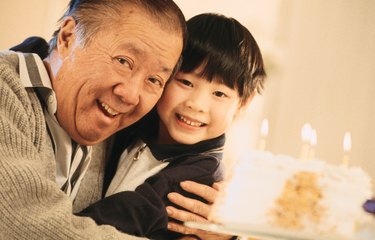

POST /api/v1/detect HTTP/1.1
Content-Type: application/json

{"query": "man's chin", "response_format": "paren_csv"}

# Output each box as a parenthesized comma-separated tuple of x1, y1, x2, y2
(72, 131, 108, 146)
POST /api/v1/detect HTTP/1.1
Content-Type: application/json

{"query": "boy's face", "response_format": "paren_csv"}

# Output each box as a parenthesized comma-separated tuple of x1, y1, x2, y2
(156, 66, 244, 145)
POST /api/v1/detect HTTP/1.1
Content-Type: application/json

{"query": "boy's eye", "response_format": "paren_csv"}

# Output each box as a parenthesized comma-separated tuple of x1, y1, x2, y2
(177, 79, 193, 87)
(115, 57, 133, 69)
(148, 77, 164, 88)
(213, 91, 227, 98)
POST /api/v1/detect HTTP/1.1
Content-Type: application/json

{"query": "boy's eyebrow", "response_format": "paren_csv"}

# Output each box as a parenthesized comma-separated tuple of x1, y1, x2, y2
(188, 70, 204, 78)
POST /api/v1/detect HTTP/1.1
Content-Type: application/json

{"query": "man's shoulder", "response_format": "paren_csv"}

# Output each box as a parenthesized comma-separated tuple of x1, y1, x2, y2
(0, 51, 19, 69)
(0, 52, 40, 110)
(0, 51, 22, 88)
(0, 50, 18, 57)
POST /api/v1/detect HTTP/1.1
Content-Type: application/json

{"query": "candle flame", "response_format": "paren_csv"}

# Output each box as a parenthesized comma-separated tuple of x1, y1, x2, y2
(260, 119, 269, 137)
(310, 129, 317, 146)
(343, 132, 351, 152)
(301, 123, 312, 142)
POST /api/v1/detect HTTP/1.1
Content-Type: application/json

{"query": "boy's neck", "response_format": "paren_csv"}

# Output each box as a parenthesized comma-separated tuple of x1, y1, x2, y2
(156, 121, 179, 145)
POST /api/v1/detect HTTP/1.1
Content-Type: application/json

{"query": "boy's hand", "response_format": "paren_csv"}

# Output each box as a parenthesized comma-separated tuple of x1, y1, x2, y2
(167, 181, 232, 240)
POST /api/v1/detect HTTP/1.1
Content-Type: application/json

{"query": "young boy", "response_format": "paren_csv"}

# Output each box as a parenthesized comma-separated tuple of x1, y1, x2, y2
(78, 13, 266, 239)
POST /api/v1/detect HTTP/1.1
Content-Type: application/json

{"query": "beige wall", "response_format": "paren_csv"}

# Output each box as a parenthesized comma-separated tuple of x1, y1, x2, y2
(0, 0, 68, 50)
(262, 0, 375, 178)
(1, 0, 374, 184)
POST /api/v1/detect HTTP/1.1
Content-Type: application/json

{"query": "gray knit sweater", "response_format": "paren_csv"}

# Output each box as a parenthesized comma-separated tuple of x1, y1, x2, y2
(0, 51, 146, 240)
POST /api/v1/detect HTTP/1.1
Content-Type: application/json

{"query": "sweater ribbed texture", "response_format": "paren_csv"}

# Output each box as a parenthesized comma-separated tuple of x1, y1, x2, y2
(0, 52, 146, 240)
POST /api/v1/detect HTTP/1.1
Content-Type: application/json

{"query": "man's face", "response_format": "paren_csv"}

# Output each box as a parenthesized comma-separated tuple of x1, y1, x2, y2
(51, 6, 183, 145)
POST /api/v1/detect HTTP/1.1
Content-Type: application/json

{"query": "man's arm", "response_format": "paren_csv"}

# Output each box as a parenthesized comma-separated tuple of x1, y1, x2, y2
(166, 181, 234, 240)
(0, 59, 144, 240)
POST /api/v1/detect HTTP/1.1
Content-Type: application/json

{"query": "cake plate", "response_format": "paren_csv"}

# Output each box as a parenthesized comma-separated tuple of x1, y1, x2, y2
(184, 222, 375, 240)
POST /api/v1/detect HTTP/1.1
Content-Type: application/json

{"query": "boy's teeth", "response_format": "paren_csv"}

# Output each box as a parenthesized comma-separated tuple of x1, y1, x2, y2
(101, 102, 119, 116)
(179, 115, 203, 127)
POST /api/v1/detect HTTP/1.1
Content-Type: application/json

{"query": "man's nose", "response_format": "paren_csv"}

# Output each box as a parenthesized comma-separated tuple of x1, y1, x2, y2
(113, 78, 142, 106)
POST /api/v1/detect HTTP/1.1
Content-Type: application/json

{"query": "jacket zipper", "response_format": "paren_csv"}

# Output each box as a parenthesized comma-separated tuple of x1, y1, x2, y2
(133, 143, 147, 161)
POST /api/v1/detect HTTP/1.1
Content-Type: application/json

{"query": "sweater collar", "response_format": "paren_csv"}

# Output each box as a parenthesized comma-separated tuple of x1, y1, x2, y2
(17, 52, 52, 89)
(17, 52, 57, 115)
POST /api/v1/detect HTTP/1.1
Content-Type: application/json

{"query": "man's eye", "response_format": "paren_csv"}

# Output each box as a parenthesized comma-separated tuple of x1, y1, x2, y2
(116, 57, 133, 69)
(177, 79, 193, 87)
(148, 77, 164, 88)
(213, 91, 227, 98)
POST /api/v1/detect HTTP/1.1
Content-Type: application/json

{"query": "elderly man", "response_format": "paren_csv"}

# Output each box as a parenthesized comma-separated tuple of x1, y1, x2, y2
(0, 0, 185, 239)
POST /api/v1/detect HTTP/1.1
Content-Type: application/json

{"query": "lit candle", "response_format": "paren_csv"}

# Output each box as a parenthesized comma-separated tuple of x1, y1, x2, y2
(307, 129, 317, 160)
(299, 123, 312, 160)
(257, 118, 269, 151)
(342, 132, 351, 166)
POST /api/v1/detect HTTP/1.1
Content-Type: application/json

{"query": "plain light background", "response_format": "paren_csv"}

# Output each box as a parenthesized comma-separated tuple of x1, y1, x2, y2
(1, 0, 375, 187)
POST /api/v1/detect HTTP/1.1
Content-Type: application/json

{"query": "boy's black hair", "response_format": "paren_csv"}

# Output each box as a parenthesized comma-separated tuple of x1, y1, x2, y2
(181, 13, 266, 104)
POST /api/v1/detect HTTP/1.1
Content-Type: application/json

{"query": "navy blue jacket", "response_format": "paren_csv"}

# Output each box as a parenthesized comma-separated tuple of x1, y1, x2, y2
(78, 110, 225, 239)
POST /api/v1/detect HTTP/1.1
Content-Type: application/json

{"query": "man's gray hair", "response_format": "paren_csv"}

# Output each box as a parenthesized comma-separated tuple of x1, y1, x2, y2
(48, 0, 187, 53)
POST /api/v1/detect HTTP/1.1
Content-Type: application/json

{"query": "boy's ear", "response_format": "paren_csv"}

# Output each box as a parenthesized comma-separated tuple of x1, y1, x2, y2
(235, 90, 257, 117)
(56, 16, 77, 58)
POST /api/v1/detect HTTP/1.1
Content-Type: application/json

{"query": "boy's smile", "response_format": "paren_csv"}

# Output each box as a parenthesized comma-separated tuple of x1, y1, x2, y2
(176, 113, 207, 128)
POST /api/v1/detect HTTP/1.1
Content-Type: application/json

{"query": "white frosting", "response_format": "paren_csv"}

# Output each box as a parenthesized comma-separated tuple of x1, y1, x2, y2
(212, 150, 373, 237)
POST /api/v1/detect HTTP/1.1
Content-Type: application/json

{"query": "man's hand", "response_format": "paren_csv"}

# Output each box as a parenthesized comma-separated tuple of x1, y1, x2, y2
(166, 181, 232, 240)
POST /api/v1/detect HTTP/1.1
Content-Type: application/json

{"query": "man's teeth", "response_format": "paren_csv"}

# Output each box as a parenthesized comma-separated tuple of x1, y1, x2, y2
(101, 102, 119, 116)
(178, 115, 204, 127)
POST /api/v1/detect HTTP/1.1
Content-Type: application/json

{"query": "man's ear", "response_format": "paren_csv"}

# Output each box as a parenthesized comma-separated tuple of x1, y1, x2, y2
(235, 90, 257, 117)
(57, 16, 77, 58)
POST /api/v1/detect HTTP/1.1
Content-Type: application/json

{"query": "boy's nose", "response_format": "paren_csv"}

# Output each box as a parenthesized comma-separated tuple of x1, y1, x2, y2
(185, 92, 210, 113)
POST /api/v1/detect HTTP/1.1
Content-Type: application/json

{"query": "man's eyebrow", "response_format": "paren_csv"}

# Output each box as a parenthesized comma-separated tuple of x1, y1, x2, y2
(118, 43, 173, 74)
(118, 43, 144, 56)
(160, 66, 172, 74)
(128, 49, 144, 58)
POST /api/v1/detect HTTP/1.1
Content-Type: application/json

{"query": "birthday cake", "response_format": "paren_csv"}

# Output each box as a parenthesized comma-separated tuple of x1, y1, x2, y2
(210, 150, 373, 239)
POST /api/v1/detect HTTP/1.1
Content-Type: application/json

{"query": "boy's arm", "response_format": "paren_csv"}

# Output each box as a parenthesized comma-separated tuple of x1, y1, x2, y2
(9, 36, 49, 58)
(77, 182, 168, 237)
(77, 155, 223, 239)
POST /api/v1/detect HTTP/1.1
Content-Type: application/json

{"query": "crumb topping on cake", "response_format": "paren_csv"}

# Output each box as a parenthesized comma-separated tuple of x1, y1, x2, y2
(269, 171, 325, 229)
